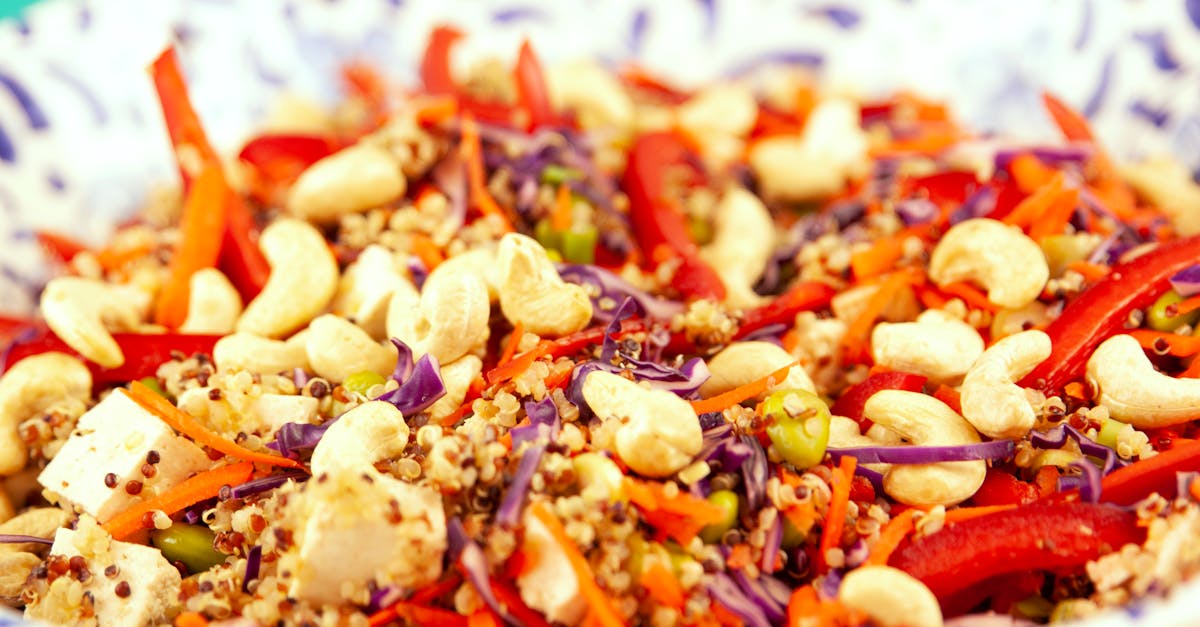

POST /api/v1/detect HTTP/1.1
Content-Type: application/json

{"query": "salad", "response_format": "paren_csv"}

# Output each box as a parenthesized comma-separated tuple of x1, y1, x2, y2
(2, 23, 1200, 627)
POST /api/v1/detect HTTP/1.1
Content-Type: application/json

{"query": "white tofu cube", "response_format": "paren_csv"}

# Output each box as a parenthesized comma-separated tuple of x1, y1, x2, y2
(38, 389, 213, 522)
(25, 521, 180, 625)
(281, 470, 446, 605)
(517, 508, 586, 626)
(178, 386, 318, 438)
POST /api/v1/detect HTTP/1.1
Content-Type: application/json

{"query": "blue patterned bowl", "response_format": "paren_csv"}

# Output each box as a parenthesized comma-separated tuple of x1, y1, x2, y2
(2, 0, 1200, 624)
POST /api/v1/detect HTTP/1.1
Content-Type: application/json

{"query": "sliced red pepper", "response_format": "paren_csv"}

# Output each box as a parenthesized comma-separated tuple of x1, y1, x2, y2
(237, 133, 337, 174)
(218, 195, 270, 303)
(902, 170, 979, 209)
(150, 47, 220, 187)
(1099, 439, 1200, 505)
(35, 231, 89, 265)
(732, 281, 836, 341)
(421, 25, 464, 95)
(624, 132, 725, 301)
(829, 371, 927, 428)
(1019, 234, 1200, 393)
(888, 502, 1143, 603)
(939, 571, 1043, 618)
(513, 39, 556, 130)
(971, 468, 1041, 507)
(3, 328, 221, 387)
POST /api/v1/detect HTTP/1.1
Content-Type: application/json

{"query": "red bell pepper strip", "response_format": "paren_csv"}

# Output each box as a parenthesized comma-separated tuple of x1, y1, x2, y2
(1098, 439, 1200, 505)
(829, 371, 927, 427)
(35, 231, 89, 265)
(971, 468, 1042, 507)
(237, 133, 337, 174)
(3, 329, 221, 387)
(732, 281, 836, 341)
(1019, 234, 1200, 393)
(150, 47, 219, 187)
(513, 39, 557, 130)
(888, 502, 1144, 603)
(218, 195, 271, 303)
(421, 25, 464, 95)
(624, 132, 726, 301)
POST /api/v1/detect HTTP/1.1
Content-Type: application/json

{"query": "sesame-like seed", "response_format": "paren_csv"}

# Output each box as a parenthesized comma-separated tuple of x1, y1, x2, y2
(208, 388, 223, 401)
(124, 480, 143, 495)
(218, 485, 233, 500)
(114, 581, 131, 598)
(146, 450, 160, 464)
(104, 473, 118, 489)
(141, 463, 157, 479)
(141, 512, 157, 529)
(207, 448, 225, 461)
(104, 565, 119, 579)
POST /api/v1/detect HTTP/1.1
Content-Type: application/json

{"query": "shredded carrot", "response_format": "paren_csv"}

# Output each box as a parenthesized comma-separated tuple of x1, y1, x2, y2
(1002, 172, 1066, 229)
(690, 361, 797, 415)
(782, 500, 819, 537)
(552, 184, 573, 231)
(942, 504, 1017, 525)
(95, 242, 155, 272)
(174, 612, 209, 627)
(497, 322, 526, 368)
(439, 400, 476, 426)
(866, 509, 915, 567)
(787, 585, 837, 627)
(414, 95, 460, 126)
(872, 121, 961, 157)
(460, 114, 515, 232)
(369, 601, 468, 627)
(1041, 92, 1137, 218)
(842, 269, 919, 364)
(409, 233, 445, 272)
(410, 574, 463, 605)
(544, 365, 575, 390)
(1189, 476, 1200, 502)
(154, 165, 229, 328)
(1175, 293, 1200, 317)
(932, 384, 962, 415)
(794, 83, 816, 127)
(1009, 153, 1058, 192)
(1028, 186, 1081, 241)
(624, 478, 726, 545)
(849, 235, 904, 281)
(1063, 381, 1088, 400)
(1129, 329, 1200, 358)
(937, 280, 997, 312)
(726, 543, 754, 570)
(468, 610, 502, 627)
(1067, 260, 1110, 282)
(486, 340, 554, 385)
(35, 230, 90, 263)
(103, 462, 253, 540)
(1040, 92, 1095, 142)
(712, 600, 746, 627)
(817, 456, 857, 573)
(127, 381, 306, 469)
(639, 561, 685, 610)
(529, 501, 627, 627)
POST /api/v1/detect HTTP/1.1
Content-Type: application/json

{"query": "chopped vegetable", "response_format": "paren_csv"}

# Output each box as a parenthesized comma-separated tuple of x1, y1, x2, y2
(762, 389, 832, 470)
(528, 502, 627, 627)
(154, 165, 229, 329)
(817, 456, 857, 573)
(150, 523, 226, 573)
(102, 462, 254, 541)
(699, 490, 740, 544)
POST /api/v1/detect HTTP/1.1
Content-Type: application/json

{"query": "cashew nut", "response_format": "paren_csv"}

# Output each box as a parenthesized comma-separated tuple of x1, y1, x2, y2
(871, 310, 985, 384)
(581, 371, 702, 478)
(179, 268, 243, 335)
(0, 551, 40, 600)
(332, 245, 417, 339)
(960, 330, 1051, 439)
(928, 218, 1049, 309)
(237, 218, 339, 338)
(699, 341, 814, 399)
(498, 233, 592, 338)
(863, 390, 985, 507)
(287, 143, 406, 223)
(214, 332, 310, 374)
(546, 60, 635, 138)
(310, 401, 410, 477)
(436, 248, 500, 302)
(1087, 334, 1200, 429)
(677, 84, 758, 168)
(699, 188, 775, 308)
(748, 98, 869, 201)
(0, 507, 70, 550)
(427, 356, 483, 423)
(40, 277, 150, 368)
(828, 416, 898, 476)
(838, 565, 943, 627)
(1121, 156, 1200, 236)
(0, 353, 91, 476)
(387, 261, 490, 365)
(305, 315, 397, 383)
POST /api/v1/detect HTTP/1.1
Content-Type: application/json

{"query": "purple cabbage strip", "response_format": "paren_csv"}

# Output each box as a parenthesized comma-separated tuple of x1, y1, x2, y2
(1063, 459, 1103, 503)
(706, 572, 772, 627)
(1030, 424, 1128, 475)
(1170, 265, 1200, 297)
(844, 538, 870, 568)
(760, 516, 783, 573)
(855, 465, 886, 493)
(447, 518, 516, 625)
(242, 545, 262, 593)
(407, 257, 429, 290)
(895, 198, 939, 226)
(993, 144, 1093, 170)
(731, 570, 785, 624)
(557, 263, 686, 322)
(267, 421, 330, 460)
(742, 436, 768, 512)
(368, 586, 405, 613)
(181, 497, 216, 525)
(0, 534, 51, 545)
(291, 367, 308, 390)
(826, 439, 1015, 464)
(374, 340, 446, 416)
(496, 442, 546, 528)
(430, 153, 467, 234)
(949, 186, 997, 225)
(230, 469, 308, 499)
(817, 568, 844, 600)
(511, 397, 562, 448)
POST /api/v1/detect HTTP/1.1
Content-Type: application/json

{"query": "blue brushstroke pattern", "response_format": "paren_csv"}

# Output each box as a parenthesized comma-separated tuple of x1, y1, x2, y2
(1082, 52, 1115, 117)
(628, 8, 649, 55)
(725, 49, 824, 77)
(1133, 31, 1182, 71)
(1131, 100, 1171, 128)
(45, 63, 107, 125)
(0, 121, 13, 163)
(698, 0, 716, 38)
(1074, 0, 1093, 50)
(813, 5, 860, 29)
(1187, 0, 1200, 29)
(492, 6, 548, 23)
(0, 72, 48, 129)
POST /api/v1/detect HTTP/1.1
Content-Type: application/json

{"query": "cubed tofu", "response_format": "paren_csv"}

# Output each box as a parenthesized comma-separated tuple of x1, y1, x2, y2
(38, 389, 213, 522)
(517, 508, 586, 626)
(178, 386, 318, 438)
(281, 470, 446, 605)
(25, 520, 180, 626)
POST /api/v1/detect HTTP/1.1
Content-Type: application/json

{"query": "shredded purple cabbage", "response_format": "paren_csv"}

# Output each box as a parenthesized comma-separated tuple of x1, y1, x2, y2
(181, 498, 216, 525)
(706, 572, 772, 627)
(1060, 459, 1103, 503)
(557, 263, 685, 322)
(0, 534, 52, 545)
(895, 198, 939, 226)
(844, 538, 870, 568)
(291, 367, 309, 390)
(826, 439, 1015, 464)
(1030, 424, 1128, 475)
(230, 470, 308, 499)
(950, 186, 997, 225)
(760, 516, 783, 573)
(267, 421, 330, 460)
(731, 570, 785, 624)
(496, 442, 546, 528)
(431, 153, 467, 234)
(817, 568, 843, 600)
(368, 586, 405, 613)
(742, 436, 768, 512)
(242, 545, 262, 593)
(993, 145, 1093, 170)
(1170, 265, 1200, 297)
(374, 338, 446, 416)
(446, 518, 516, 625)
(855, 465, 886, 493)
(511, 398, 561, 448)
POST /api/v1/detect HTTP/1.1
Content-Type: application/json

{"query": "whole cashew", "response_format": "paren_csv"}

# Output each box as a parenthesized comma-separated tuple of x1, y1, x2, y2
(40, 277, 150, 368)
(214, 332, 310, 374)
(0, 507, 71, 550)
(305, 315, 397, 383)
(699, 341, 814, 399)
(498, 233, 593, 338)
(546, 60, 635, 137)
(581, 371, 702, 478)
(237, 218, 339, 338)
(178, 386, 319, 437)
(0, 353, 91, 475)
(699, 188, 775, 308)
(436, 248, 500, 302)
(287, 143, 407, 223)
(863, 390, 985, 508)
(179, 268, 243, 335)
(1087, 334, 1200, 428)
(0, 551, 40, 600)
(960, 330, 1051, 439)
(928, 218, 1049, 309)
(1121, 156, 1200, 236)
(748, 98, 869, 201)
(310, 401, 410, 477)
(828, 415, 897, 476)
(332, 245, 417, 339)
(838, 565, 943, 627)
(387, 262, 490, 365)
(427, 356, 483, 423)
(871, 310, 984, 384)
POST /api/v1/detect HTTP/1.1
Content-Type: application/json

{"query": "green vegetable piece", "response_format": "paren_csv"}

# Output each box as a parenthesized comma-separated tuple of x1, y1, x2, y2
(780, 516, 807, 549)
(1013, 595, 1054, 619)
(699, 490, 740, 544)
(763, 389, 832, 470)
(534, 218, 562, 252)
(1147, 289, 1200, 332)
(540, 164, 581, 186)
(138, 377, 169, 399)
(150, 524, 225, 574)
(343, 370, 386, 397)
(561, 225, 598, 265)
(1096, 418, 1130, 450)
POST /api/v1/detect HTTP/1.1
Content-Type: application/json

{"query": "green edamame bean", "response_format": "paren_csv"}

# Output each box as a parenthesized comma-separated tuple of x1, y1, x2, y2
(561, 225, 598, 265)
(699, 490, 740, 544)
(342, 370, 386, 397)
(762, 389, 831, 470)
(540, 164, 581, 185)
(1147, 290, 1200, 332)
(150, 524, 225, 573)
(534, 218, 562, 252)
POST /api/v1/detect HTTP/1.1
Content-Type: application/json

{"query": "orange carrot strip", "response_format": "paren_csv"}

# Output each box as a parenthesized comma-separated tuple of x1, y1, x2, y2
(690, 362, 797, 415)
(1002, 172, 1066, 229)
(818, 456, 857, 573)
(782, 500, 818, 537)
(1174, 293, 1200, 317)
(552, 184, 573, 231)
(96, 242, 155, 272)
(468, 610, 501, 627)
(414, 95, 460, 126)
(866, 509, 916, 566)
(1189, 476, 1200, 502)
(529, 502, 627, 627)
(624, 478, 726, 545)
(127, 382, 306, 469)
(1028, 187, 1081, 241)
(942, 504, 1017, 525)
(1009, 153, 1058, 193)
(103, 462, 253, 540)
(410, 233, 445, 271)
(1041, 92, 1095, 142)
(174, 612, 209, 627)
(726, 544, 754, 570)
(1067, 261, 1111, 282)
(460, 114, 515, 232)
(485, 340, 554, 385)
(639, 561, 685, 610)
(787, 586, 832, 627)
(938, 281, 998, 312)
(497, 322, 526, 368)
(849, 235, 904, 281)
(154, 166, 229, 328)
(842, 269, 919, 363)
(1129, 329, 1200, 358)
